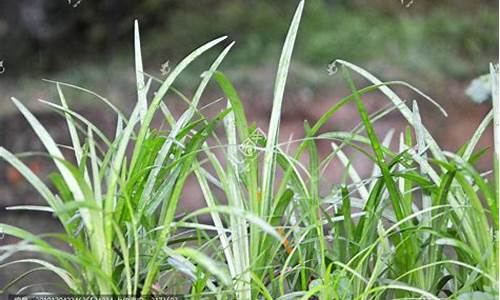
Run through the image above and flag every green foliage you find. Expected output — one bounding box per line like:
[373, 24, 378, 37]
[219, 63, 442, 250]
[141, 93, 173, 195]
[149, 0, 497, 80]
[1, 1, 498, 299]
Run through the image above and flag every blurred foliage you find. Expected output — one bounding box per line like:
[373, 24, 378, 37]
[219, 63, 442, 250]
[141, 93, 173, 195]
[0, 0, 497, 81]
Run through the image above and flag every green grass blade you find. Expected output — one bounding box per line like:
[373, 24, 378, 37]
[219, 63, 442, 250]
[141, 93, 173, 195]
[175, 247, 231, 287]
[335, 60, 447, 163]
[11, 97, 85, 204]
[490, 63, 499, 210]
[261, 0, 304, 215]
[134, 20, 148, 123]
[0, 148, 62, 213]
[56, 84, 85, 169]
[214, 71, 249, 140]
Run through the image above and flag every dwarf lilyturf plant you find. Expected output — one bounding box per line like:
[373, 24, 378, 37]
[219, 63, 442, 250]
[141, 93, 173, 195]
[0, 1, 498, 299]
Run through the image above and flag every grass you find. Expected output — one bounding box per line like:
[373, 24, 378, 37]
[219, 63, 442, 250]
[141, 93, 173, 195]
[0, 1, 498, 299]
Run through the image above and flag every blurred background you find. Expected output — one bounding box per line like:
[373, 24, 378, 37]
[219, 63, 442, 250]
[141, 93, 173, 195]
[0, 0, 498, 293]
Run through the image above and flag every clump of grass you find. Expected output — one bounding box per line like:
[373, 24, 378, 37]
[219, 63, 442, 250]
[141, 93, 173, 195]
[1, 1, 498, 299]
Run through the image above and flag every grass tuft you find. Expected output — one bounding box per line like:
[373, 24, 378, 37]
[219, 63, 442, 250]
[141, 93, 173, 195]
[0, 1, 497, 299]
